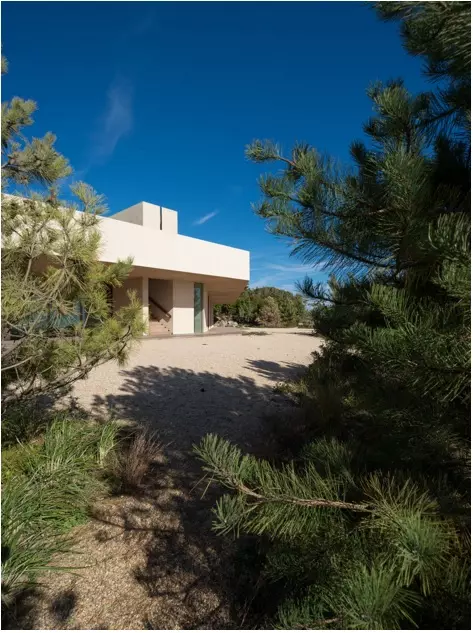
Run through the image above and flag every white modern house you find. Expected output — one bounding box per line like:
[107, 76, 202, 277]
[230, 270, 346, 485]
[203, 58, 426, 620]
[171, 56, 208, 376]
[98, 201, 250, 336]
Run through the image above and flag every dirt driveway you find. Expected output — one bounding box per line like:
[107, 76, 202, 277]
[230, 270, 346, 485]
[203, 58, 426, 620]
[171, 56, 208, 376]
[20, 329, 322, 630]
[74, 327, 318, 451]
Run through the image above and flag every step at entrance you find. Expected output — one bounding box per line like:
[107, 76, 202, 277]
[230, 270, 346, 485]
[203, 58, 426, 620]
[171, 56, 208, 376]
[148, 319, 172, 337]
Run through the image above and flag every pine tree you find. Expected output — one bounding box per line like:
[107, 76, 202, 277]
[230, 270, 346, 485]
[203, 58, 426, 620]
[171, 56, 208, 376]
[1, 58, 144, 410]
[196, 3, 470, 628]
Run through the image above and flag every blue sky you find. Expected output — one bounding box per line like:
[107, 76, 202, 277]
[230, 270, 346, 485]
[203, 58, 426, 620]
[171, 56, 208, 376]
[2, 1, 427, 292]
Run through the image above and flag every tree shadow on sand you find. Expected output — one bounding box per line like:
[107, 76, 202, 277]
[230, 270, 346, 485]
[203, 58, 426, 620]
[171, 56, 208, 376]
[91, 361, 306, 454]
[12, 360, 306, 630]
[246, 358, 306, 383]
[87, 363, 304, 629]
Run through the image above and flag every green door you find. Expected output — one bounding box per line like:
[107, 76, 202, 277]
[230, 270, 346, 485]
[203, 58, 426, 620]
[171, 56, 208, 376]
[194, 283, 204, 333]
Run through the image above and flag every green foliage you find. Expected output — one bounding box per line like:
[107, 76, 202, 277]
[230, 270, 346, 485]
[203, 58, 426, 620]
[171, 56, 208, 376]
[198, 3, 470, 628]
[1, 415, 119, 601]
[375, 1, 470, 139]
[256, 296, 282, 327]
[276, 564, 420, 630]
[1, 58, 144, 410]
[215, 286, 309, 327]
[196, 431, 468, 628]
[1, 402, 50, 447]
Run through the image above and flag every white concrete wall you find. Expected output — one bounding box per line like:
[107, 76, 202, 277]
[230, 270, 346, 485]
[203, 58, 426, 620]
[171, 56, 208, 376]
[172, 280, 194, 335]
[112, 203, 143, 226]
[142, 202, 161, 231]
[96, 213, 249, 282]
[161, 207, 178, 233]
[112, 202, 178, 234]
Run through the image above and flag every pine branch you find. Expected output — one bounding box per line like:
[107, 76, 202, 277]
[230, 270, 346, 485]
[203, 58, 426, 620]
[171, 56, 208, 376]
[235, 480, 369, 513]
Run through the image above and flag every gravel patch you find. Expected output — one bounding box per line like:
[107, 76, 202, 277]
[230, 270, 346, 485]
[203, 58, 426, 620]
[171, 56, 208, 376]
[17, 329, 321, 630]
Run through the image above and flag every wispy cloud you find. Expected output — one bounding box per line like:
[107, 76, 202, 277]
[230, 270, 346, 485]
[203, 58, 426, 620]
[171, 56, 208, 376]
[266, 263, 326, 273]
[93, 76, 133, 162]
[250, 260, 328, 291]
[249, 275, 276, 288]
[250, 245, 292, 262]
[193, 210, 219, 226]
[129, 9, 158, 38]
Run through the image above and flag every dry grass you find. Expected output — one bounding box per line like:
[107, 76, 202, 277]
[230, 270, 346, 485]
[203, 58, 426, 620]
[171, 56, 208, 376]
[116, 429, 162, 491]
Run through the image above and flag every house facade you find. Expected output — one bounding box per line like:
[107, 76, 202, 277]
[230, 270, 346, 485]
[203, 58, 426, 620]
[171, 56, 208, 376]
[98, 201, 249, 336]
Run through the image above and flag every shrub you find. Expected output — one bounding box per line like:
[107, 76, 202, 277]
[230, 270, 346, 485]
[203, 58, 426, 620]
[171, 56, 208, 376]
[1, 416, 119, 601]
[1, 403, 50, 448]
[256, 296, 282, 327]
[115, 428, 162, 491]
[215, 287, 309, 327]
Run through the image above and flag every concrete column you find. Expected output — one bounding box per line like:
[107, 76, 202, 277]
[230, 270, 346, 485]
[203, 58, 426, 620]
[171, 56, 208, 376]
[208, 296, 214, 328]
[173, 280, 194, 334]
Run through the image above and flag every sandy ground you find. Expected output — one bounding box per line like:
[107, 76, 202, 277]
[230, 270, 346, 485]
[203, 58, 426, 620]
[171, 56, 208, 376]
[14, 329, 322, 630]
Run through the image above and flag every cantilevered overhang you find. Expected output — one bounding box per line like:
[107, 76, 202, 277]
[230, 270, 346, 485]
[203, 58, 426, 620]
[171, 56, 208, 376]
[97, 214, 249, 285]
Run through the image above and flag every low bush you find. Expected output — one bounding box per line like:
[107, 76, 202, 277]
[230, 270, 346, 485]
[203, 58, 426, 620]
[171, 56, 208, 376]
[215, 287, 310, 327]
[1, 415, 119, 603]
[256, 296, 282, 327]
[241, 331, 269, 336]
[115, 428, 162, 491]
[2, 403, 50, 448]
